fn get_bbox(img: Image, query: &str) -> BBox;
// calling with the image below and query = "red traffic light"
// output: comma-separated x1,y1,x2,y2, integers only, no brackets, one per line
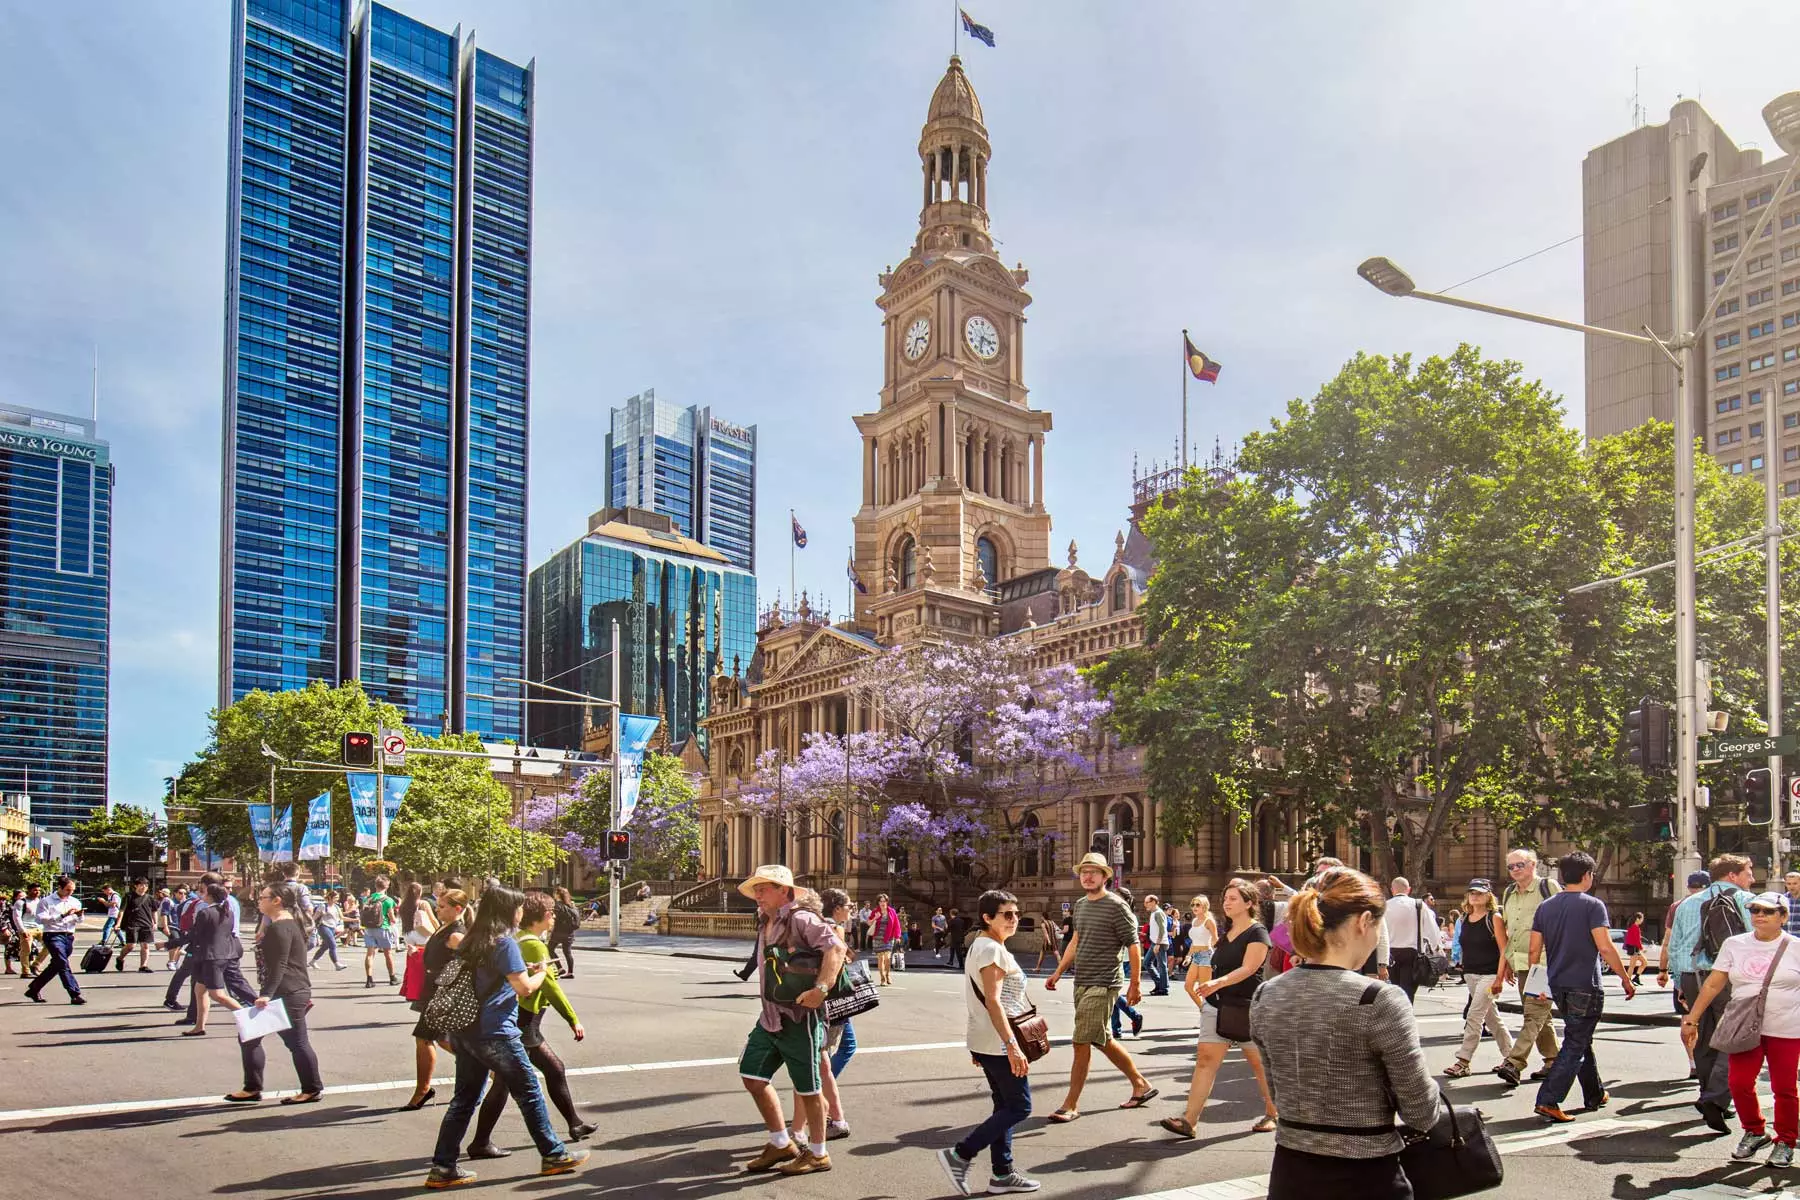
342,731,376,767
606,830,631,861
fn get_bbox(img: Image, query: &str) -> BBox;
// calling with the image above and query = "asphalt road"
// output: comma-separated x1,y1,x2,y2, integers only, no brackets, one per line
0,936,1784,1200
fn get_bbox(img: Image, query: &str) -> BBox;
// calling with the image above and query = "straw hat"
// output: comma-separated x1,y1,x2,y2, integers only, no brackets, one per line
738,864,797,900
1074,852,1114,880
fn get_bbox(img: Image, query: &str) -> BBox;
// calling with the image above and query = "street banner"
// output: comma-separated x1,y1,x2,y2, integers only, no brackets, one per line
381,775,412,844
297,792,332,860
271,806,294,862
188,823,217,869
617,714,661,827
348,773,379,850
248,803,275,864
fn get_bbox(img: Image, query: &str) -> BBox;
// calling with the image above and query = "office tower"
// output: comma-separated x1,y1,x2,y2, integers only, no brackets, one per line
218,0,532,739
604,390,758,572
1583,97,1800,495
526,507,757,751
0,404,111,836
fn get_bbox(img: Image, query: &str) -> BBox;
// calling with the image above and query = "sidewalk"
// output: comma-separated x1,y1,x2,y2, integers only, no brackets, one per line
571,927,1016,972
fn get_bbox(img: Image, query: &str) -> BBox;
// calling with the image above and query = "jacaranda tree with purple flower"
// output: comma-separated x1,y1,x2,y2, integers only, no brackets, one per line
524,752,702,881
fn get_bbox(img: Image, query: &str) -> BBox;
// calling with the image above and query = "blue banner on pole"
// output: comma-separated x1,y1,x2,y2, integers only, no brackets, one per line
298,792,332,860
381,775,411,845
248,803,275,864
348,773,379,850
271,806,294,862
617,714,661,827
188,823,216,869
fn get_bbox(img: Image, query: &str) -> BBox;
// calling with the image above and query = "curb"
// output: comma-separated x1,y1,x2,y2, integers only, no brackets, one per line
1494,998,1680,1028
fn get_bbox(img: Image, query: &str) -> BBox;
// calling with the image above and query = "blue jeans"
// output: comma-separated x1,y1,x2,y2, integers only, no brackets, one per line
955,1052,1032,1175
98,916,120,947
829,1019,857,1078
311,926,340,968
27,931,80,999
432,1034,566,1168
1111,994,1141,1036
1147,946,1170,993
1536,987,1605,1110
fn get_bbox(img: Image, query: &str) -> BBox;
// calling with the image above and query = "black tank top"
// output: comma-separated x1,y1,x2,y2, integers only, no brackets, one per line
1459,913,1500,974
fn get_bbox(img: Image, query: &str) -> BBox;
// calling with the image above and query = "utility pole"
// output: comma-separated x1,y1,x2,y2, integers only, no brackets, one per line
1669,118,1702,891
609,618,622,950
1767,377,1785,875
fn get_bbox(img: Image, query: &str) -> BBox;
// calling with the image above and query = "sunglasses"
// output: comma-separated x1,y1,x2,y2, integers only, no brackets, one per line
1506,863,1531,871
1750,906,1786,916
996,910,1021,920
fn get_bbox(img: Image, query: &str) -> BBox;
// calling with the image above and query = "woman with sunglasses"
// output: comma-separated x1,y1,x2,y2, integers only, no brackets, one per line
937,889,1039,1196
1683,890,1800,1168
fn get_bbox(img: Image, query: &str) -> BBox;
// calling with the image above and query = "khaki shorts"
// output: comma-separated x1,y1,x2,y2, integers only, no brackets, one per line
1073,984,1119,1047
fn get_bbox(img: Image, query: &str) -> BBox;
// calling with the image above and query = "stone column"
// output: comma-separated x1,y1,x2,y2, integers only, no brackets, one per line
943,399,958,482
952,144,962,203
1145,796,1157,871
864,436,876,505
1032,433,1044,508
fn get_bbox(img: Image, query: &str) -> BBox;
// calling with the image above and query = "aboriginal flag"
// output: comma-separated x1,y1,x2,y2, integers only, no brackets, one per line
1184,334,1222,383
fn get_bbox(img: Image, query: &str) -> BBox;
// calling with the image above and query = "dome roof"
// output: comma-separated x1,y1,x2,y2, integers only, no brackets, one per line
927,55,984,126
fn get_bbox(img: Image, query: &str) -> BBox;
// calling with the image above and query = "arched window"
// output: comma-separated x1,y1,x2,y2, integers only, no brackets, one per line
1020,813,1041,877
976,536,999,590
828,810,847,875
1111,573,1128,612
898,536,917,589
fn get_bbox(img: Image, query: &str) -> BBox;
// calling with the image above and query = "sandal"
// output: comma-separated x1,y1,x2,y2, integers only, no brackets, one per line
1159,1116,1196,1139
1046,1108,1082,1124
281,1093,322,1105
1251,1115,1278,1133
1118,1088,1160,1110
1444,1061,1471,1078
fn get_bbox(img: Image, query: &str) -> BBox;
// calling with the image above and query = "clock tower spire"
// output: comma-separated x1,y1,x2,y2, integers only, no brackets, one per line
852,56,1053,640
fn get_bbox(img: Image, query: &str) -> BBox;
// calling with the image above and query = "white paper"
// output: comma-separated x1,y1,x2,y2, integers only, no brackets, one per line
1523,964,1550,999
234,997,292,1043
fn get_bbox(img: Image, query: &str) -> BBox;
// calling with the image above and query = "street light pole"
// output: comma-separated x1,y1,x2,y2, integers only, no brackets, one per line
1668,118,1703,889
610,618,622,951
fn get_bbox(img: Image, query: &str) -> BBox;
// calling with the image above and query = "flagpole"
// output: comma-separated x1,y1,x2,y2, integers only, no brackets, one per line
1180,328,1189,470
790,508,796,608
952,0,958,56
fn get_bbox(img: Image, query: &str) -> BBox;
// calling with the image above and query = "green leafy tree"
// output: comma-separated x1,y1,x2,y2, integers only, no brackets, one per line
0,854,58,891
384,732,562,882
71,804,166,889
1099,346,1612,880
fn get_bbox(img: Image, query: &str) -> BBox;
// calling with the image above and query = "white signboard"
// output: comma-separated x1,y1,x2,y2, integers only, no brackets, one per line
381,730,407,768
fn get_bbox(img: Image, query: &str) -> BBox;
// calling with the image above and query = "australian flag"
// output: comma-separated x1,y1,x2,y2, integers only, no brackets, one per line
960,9,995,47
847,554,868,595
791,514,808,549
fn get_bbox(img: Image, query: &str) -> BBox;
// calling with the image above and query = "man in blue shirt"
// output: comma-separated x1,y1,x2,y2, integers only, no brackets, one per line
1528,851,1635,1123
1662,853,1755,1131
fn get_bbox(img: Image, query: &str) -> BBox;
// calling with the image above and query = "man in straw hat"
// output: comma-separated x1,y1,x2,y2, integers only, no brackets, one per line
1044,852,1156,1122
735,865,846,1176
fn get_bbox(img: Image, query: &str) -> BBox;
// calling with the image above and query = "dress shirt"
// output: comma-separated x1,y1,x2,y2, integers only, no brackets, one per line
35,893,83,933
1383,894,1441,954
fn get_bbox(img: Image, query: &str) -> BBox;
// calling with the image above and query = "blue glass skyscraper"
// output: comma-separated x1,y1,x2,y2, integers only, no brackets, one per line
219,0,531,740
605,390,758,572
0,404,111,836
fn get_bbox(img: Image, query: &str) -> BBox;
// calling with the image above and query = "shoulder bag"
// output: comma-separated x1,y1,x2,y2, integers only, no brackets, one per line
968,971,1051,1062
1711,935,1791,1055
1413,899,1449,990
763,914,856,1006
1399,1085,1505,1200
822,958,880,1023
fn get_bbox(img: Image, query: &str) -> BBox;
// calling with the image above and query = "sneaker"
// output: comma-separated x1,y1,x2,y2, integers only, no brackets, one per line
937,1147,974,1196
1734,1132,1773,1160
538,1149,588,1176
775,1148,831,1175
744,1143,799,1173
423,1166,477,1190
1130,1015,1143,1037
826,1119,850,1140
988,1173,1043,1194
1771,1142,1795,1168
1534,1105,1575,1124
1443,1061,1471,1078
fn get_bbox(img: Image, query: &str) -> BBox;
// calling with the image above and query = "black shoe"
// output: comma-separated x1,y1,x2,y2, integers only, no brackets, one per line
466,1143,512,1160
1699,1101,1733,1134
1530,1064,1554,1081
163,1000,183,1011
365,978,375,989
1495,1064,1521,1088
569,1122,597,1140
69,995,86,1005
173,1017,194,1026
24,990,45,1004
138,966,153,973
1131,1015,1143,1036
733,966,755,982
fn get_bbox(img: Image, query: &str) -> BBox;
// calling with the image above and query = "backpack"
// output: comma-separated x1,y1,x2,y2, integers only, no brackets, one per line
423,953,484,1037
178,897,200,935
361,895,386,930
553,902,579,939
1700,890,1749,961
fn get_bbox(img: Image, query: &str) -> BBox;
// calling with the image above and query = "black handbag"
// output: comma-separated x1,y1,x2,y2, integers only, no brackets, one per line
1398,1087,1504,1200
1213,997,1252,1042
822,959,880,1023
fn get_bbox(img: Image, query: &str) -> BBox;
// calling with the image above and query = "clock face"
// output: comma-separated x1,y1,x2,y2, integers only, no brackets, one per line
903,316,931,361
964,314,999,360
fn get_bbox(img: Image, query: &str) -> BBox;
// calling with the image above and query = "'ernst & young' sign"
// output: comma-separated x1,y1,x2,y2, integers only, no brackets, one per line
0,429,104,464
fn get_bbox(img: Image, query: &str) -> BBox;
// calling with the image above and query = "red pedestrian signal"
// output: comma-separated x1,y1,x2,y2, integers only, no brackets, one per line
342,731,376,767
606,830,631,861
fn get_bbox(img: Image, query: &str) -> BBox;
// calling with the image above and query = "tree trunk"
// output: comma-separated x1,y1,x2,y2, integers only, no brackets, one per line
1371,801,1396,883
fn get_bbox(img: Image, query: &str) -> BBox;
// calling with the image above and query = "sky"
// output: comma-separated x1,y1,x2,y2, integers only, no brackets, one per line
2,0,1799,817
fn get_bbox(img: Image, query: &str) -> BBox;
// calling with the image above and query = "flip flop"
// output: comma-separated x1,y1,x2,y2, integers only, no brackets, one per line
1118,1089,1160,1110
280,1093,321,1106
1046,1108,1082,1124
1251,1116,1278,1133
1159,1116,1196,1139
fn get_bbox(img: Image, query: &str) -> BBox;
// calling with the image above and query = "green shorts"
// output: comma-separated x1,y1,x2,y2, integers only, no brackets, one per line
739,1016,825,1094
1073,984,1119,1047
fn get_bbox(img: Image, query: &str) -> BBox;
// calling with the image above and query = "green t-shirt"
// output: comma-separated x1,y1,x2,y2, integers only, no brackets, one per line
1071,892,1138,988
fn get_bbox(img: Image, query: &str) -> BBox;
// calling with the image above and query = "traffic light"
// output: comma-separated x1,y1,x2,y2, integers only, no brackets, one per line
342,731,376,767
1746,768,1774,825
1089,829,1110,857
1625,699,1672,770
1627,801,1676,842
1625,704,1646,768
606,830,632,861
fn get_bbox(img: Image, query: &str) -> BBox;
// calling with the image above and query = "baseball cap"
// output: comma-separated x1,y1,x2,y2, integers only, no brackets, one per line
1466,879,1492,893
1686,871,1711,889
1750,891,1792,913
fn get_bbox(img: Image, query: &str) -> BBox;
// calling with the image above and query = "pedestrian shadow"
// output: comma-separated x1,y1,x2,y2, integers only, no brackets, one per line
25,1102,219,1134
575,1090,714,1115
518,1144,779,1197
19,1034,175,1048
191,1105,392,1136
591,1119,742,1153
214,1157,424,1198
1608,1159,1770,1197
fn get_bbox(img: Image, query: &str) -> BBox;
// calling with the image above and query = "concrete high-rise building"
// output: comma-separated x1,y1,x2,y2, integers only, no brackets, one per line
526,507,756,752
217,0,533,739
0,404,111,836
605,390,758,572
1584,97,1800,496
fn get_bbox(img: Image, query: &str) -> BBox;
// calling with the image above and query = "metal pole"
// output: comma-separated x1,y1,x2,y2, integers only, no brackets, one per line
374,728,386,860
609,618,621,950
1180,329,1189,469
1670,120,1702,891
1767,410,1785,874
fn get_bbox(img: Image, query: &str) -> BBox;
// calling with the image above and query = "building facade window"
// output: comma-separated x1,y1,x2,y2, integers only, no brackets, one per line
975,536,998,589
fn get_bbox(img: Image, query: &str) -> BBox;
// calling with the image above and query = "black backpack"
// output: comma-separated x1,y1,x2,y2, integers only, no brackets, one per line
553,902,579,939
1700,890,1748,961
360,894,385,929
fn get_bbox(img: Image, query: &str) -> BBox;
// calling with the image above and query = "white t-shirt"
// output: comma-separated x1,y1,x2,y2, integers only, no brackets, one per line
1149,909,1169,946
964,936,1029,1057
105,894,120,920
1712,932,1800,1038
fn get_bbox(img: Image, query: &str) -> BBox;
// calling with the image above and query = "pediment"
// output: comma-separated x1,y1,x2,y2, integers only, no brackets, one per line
760,626,880,688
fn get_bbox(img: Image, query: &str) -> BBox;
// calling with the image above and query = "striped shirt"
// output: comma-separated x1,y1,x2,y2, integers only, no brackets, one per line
1250,965,1442,1158
1071,892,1137,987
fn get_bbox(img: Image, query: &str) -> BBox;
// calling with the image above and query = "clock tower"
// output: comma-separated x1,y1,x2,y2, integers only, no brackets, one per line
853,56,1053,641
